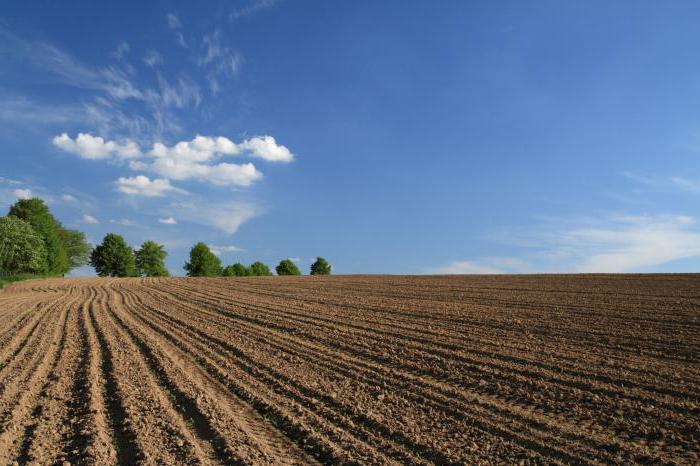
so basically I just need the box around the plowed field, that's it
[0,275,698,465]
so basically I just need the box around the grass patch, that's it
[0,274,44,289]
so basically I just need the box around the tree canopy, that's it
[276,259,301,276]
[248,261,273,276]
[184,243,222,277]
[90,233,137,277]
[310,257,332,275]
[8,198,70,275]
[135,240,169,277]
[0,216,47,274]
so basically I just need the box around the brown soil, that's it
[0,274,698,465]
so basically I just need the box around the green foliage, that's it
[276,259,301,276]
[135,241,169,277]
[231,262,249,276]
[8,198,69,275]
[248,261,273,276]
[90,233,137,277]
[184,243,222,277]
[58,228,91,269]
[310,257,332,275]
[0,216,47,274]
[223,263,250,276]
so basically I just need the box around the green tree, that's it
[0,216,47,274]
[310,257,332,275]
[135,241,169,277]
[223,263,249,276]
[90,233,137,277]
[276,259,301,276]
[58,228,91,269]
[184,243,222,277]
[248,261,273,276]
[231,262,249,276]
[8,198,69,275]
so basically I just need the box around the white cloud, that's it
[61,194,77,202]
[116,176,185,197]
[112,41,130,60]
[209,244,244,256]
[564,215,700,272]
[289,257,301,263]
[167,13,182,29]
[143,50,164,67]
[240,136,294,162]
[231,0,277,18]
[53,132,140,160]
[428,261,507,275]
[110,218,136,226]
[175,201,261,234]
[199,30,242,94]
[81,214,99,224]
[13,188,33,199]
[158,216,177,224]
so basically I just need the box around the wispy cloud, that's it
[230,0,277,19]
[430,214,700,274]
[158,216,177,225]
[199,30,242,94]
[173,200,262,234]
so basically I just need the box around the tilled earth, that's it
[0,275,698,465]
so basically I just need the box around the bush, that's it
[248,261,272,276]
[276,259,301,276]
[184,243,222,277]
[90,233,137,277]
[0,216,47,274]
[135,241,169,277]
[310,257,332,275]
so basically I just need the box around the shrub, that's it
[184,243,222,277]
[276,259,301,276]
[248,261,272,276]
[310,257,332,275]
[135,241,169,277]
[90,233,137,277]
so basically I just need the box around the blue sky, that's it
[3,0,700,275]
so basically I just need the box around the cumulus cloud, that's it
[158,216,177,224]
[13,188,33,199]
[61,194,77,202]
[53,133,140,160]
[240,136,294,162]
[116,176,185,197]
[53,132,291,188]
[81,214,99,224]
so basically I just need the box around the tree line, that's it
[0,197,331,279]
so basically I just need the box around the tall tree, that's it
[248,261,273,276]
[310,257,332,275]
[58,228,91,270]
[8,198,69,275]
[90,233,137,277]
[135,241,169,277]
[276,259,301,276]
[184,243,222,277]
[0,216,47,274]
